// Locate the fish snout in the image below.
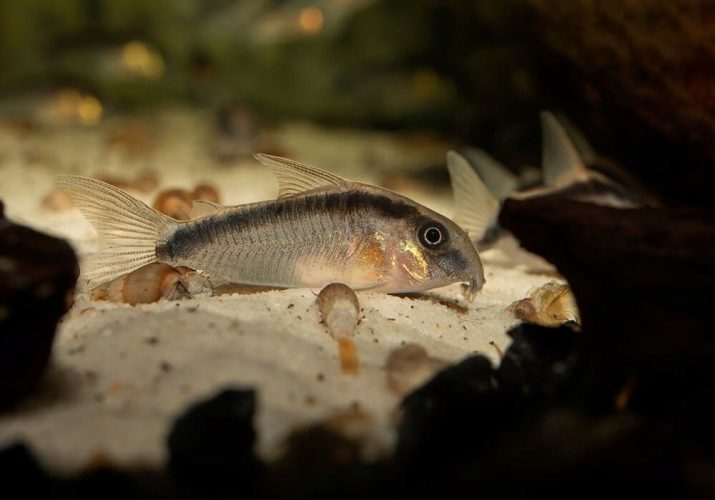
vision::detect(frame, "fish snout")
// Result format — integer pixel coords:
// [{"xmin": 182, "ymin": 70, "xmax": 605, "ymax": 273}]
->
[{"xmin": 464, "ymin": 260, "xmax": 485, "ymax": 301}]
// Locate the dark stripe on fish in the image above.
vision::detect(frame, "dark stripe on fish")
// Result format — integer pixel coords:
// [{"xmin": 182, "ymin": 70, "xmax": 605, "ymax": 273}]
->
[{"xmin": 158, "ymin": 190, "xmax": 418, "ymax": 261}]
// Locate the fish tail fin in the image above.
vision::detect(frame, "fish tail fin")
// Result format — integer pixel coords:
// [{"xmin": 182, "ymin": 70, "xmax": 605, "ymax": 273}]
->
[
  {"xmin": 56, "ymin": 175, "xmax": 176, "ymax": 290},
  {"xmin": 462, "ymin": 147, "xmax": 518, "ymax": 201},
  {"xmin": 446, "ymin": 151, "xmax": 500, "ymax": 245},
  {"xmin": 541, "ymin": 111, "xmax": 590, "ymax": 187}
]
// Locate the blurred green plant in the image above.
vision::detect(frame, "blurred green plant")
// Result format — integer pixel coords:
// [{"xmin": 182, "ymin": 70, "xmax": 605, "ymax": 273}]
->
[{"xmin": 0, "ymin": 0, "xmax": 541, "ymax": 136}]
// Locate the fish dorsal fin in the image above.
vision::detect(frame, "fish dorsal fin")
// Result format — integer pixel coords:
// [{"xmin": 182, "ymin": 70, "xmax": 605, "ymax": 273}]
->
[
  {"xmin": 447, "ymin": 151, "xmax": 500, "ymax": 244},
  {"xmin": 541, "ymin": 111, "xmax": 590, "ymax": 188},
  {"xmin": 190, "ymin": 200, "xmax": 223, "ymax": 219},
  {"xmin": 254, "ymin": 153, "xmax": 347, "ymax": 199},
  {"xmin": 555, "ymin": 112, "xmax": 598, "ymax": 166},
  {"xmin": 462, "ymin": 147, "xmax": 518, "ymax": 201}
]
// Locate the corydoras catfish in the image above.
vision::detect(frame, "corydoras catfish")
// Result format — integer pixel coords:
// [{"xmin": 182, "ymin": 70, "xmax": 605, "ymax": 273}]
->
[
  {"xmin": 446, "ymin": 111, "xmax": 658, "ymax": 245},
  {"xmin": 57, "ymin": 154, "xmax": 485, "ymax": 297},
  {"xmin": 513, "ymin": 111, "xmax": 655, "ymax": 208}
]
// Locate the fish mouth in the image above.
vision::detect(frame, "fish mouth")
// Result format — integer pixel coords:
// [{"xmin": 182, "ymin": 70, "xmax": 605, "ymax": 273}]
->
[{"xmin": 462, "ymin": 268, "xmax": 485, "ymax": 301}]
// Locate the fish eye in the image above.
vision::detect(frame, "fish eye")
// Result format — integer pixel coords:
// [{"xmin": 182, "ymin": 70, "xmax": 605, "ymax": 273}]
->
[{"xmin": 418, "ymin": 221, "xmax": 448, "ymax": 249}]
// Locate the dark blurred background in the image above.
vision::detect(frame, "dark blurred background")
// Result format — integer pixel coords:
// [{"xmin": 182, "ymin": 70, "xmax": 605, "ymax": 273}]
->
[{"xmin": 1, "ymin": 0, "xmax": 713, "ymax": 208}]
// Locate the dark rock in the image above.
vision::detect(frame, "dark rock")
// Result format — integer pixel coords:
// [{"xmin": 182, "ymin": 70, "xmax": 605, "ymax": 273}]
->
[
  {"xmin": 627, "ymin": 369, "xmax": 715, "ymax": 458},
  {"xmin": 69, "ymin": 469, "xmax": 154, "ymax": 500},
  {"xmin": 167, "ymin": 388, "xmax": 260, "ymax": 498},
  {"xmin": 441, "ymin": 409, "xmax": 684, "ymax": 499},
  {"xmin": 69, "ymin": 468, "xmax": 182, "ymax": 500},
  {"xmin": 0, "ymin": 443, "xmax": 58, "ymax": 497},
  {"xmin": 0, "ymin": 441, "xmax": 179, "ymax": 500},
  {"xmin": 500, "ymin": 197, "xmax": 715, "ymax": 428},
  {"xmin": 395, "ymin": 355, "xmax": 517, "ymax": 477},
  {"xmin": 0, "ymin": 201, "xmax": 78, "ymax": 408},
  {"xmin": 267, "ymin": 418, "xmax": 388, "ymax": 500},
  {"xmin": 496, "ymin": 323, "xmax": 579, "ymax": 409},
  {"xmin": 530, "ymin": 0, "xmax": 715, "ymax": 208}
]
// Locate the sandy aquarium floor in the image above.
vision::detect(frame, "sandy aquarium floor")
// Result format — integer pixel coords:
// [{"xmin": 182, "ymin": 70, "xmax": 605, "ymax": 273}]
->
[{"xmin": 0, "ymin": 108, "xmax": 558, "ymax": 473}]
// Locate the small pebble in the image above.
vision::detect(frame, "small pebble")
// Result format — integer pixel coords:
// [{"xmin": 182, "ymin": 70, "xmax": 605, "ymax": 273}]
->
[{"xmin": 385, "ymin": 343, "xmax": 448, "ymax": 396}]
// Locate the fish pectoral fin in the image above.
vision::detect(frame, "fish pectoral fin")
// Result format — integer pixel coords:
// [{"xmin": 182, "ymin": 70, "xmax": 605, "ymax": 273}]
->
[
  {"xmin": 254, "ymin": 153, "xmax": 348, "ymax": 199},
  {"xmin": 541, "ymin": 111, "xmax": 591, "ymax": 188},
  {"xmin": 462, "ymin": 147, "xmax": 518, "ymax": 201},
  {"xmin": 446, "ymin": 151, "xmax": 500, "ymax": 244},
  {"xmin": 190, "ymin": 200, "xmax": 223, "ymax": 219}
]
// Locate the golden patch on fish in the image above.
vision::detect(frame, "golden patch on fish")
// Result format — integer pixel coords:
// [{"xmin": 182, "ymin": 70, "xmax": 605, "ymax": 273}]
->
[
  {"xmin": 393, "ymin": 239, "xmax": 429, "ymax": 286},
  {"xmin": 295, "ymin": 237, "xmax": 387, "ymax": 289},
  {"xmin": 353, "ymin": 233, "xmax": 390, "ymax": 286}
]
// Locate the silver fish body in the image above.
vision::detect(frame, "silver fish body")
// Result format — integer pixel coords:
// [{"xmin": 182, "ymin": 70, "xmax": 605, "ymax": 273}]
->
[
  {"xmin": 159, "ymin": 185, "xmax": 482, "ymax": 293},
  {"xmin": 58, "ymin": 155, "xmax": 485, "ymax": 296}
]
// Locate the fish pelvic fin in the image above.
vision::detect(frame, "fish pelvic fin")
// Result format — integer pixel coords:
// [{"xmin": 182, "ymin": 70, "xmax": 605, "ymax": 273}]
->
[
  {"xmin": 56, "ymin": 175, "xmax": 176, "ymax": 291},
  {"xmin": 446, "ymin": 151, "xmax": 500, "ymax": 245},
  {"xmin": 254, "ymin": 153, "xmax": 348, "ymax": 199},
  {"xmin": 541, "ymin": 111, "xmax": 590, "ymax": 188}
]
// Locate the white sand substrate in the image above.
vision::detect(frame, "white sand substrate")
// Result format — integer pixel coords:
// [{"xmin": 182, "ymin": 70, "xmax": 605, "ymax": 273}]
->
[{"xmin": 0, "ymin": 109, "xmax": 557, "ymax": 473}]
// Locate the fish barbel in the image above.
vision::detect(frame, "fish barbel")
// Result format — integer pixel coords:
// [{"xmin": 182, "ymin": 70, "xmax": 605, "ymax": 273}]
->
[{"xmin": 57, "ymin": 154, "xmax": 485, "ymax": 297}]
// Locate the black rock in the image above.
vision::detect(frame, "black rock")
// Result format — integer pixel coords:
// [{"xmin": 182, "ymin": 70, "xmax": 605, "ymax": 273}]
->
[
  {"xmin": 499, "ymin": 196, "xmax": 715, "ymax": 476},
  {"xmin": 626, "ymin": 368, "xmax": 715, "ymax": 458},
  {"xmin": 267, "ymin": 420, "xmax": 388, "ymax": 500},
  {"xmin": 0, "ymin": 442, "xmax": 58, "ymax": 497},
  {"xmin": 440, "ymin": 410, "xmax": 684, "ymax": 499},
  {"xmin": 0, "ymin": 441, "xmax": 181, "ymax": 500},
  {"xmin": 496, "ymin": 323, "xmax": 580, "ymax": 410},
  {"xmin": 69, "ymin": 467, "xmax": 184, "ymax": 500},
  {"xmin": 0, "ymin": 201, "xmax": 78, "ymax": 408},
  {"xmin": 500, "ymin": 198, "xmax": 715, "ymax": 409},
  {"xmin": 167, "ymin": 388, "xmax": 260, "ymax": 498},
  {"xmin": 68, "ymin": 469, "xmax": 151, "ymax": 500},
  {"xmin": 395, "ymin": 355, "xmax": 517, "ymax": 478}
]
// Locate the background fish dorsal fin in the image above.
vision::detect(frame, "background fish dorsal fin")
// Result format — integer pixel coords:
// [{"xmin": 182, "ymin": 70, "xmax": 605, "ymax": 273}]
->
[
  {"xmin": 554, "ymin": 112, "xmax": 598, "ymax": 166},
  {"xmin": 446, "ymin": 151, "xmax": 500, "ymax": 244},
  {"xmin": 254, "ymin": 153, "xmax": 347, "ymax": 199},
  {"xmin": 462, "ymin": 147, "xmax": 518, "ymax": 201},
  {"xmin": 190, "ymin": 200, "xmax": 223, "ymax": 219},
  {"xmin": 541, "ymin": 111, "xmax": 590, "ymax": 188}
]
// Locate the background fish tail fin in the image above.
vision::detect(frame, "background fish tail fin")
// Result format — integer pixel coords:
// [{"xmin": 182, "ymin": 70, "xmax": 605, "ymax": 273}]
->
[
  {"xmin": 56, "ymin": 175, "xmax": 176, "ymax": 290},
  {"xmin": 554, "ymin": 112, "xmax": 598, "ymax": 166},
  {"xmin": 462, "ymin": 147, "xmax": 518, "ymax": 201},
  {"xmin": 541, "ymin": 111, "xmax": 590, "ymax": 187},
  {"xmin": 447, "ymin": 151, "xmax": 500, "ymax": 244}
]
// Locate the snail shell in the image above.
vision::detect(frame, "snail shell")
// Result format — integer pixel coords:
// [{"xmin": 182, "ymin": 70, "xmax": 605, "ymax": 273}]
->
[
  {"xmin": 41, "ymin": 188, "xmax": 75, "ymax": 212},
  {"xmin": 317, "ymin": 282, "xmax": 360, "ymax": 339},
  {"xmin": 317, "ymin": 283, "xmax": 361, "ymax": 374},
  {"xmin": 510, "ymin": 281, "xmax": 580, "ymax": 327},
  {"xmin": 152, "ymin": 189, "xmax": 193, "ymax": 221},
  {"xmin": 192, "ymin": 183, "xmax": 220, "ymax": 203},
  {"xmin": 90, "ymin": 263, "xmax": 211, "ymax": 304},
  {"xmin": 153, "ymin": 183, "xmax": 221, "ymax": 221},
  {"xmin": 385, "ymin": 343, "xmax": 448, "ymax": 396}
]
